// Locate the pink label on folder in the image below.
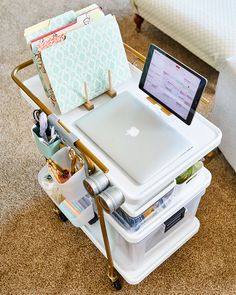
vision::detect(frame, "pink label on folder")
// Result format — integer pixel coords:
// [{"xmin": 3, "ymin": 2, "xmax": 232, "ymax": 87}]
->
[{"xmin": 37, "ymin": 34, "xmax": 66, "ymax": 52}]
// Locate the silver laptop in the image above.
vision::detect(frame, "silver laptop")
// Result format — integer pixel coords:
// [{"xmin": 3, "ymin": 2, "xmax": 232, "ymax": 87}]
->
[{"xmin": 75, "ymin": 91, "xmax": 192, "ymax": 184}]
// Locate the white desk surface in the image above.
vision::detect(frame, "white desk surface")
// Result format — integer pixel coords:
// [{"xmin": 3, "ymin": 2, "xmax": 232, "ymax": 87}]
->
[{"xmin": 21, "ymin": 64, "xmax": 222, "ymax": 213}]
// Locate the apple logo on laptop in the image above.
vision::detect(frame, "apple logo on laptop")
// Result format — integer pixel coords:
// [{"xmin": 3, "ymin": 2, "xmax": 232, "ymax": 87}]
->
[{"xmin": 126, "ymin": 126, "xmax": 140, "ymax": 137}]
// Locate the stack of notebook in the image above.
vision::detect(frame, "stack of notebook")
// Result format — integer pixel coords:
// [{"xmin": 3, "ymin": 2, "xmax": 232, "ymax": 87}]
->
[{"xmin": 25, "ymin": 4, "xmax": 131, "ymax": 114}]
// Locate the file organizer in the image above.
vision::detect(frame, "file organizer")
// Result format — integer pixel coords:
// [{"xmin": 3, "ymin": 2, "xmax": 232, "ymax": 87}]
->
[
  {"xmin": 41, "ymin": 14, "xmax": 131, "ymax": 113},
  {"xmin": 25, "ymin": 5, "xmax": 105, "ymax": 106},
  {"xmin": 12, "ymin": 43, "xmax": 222, "ymax": 290}
]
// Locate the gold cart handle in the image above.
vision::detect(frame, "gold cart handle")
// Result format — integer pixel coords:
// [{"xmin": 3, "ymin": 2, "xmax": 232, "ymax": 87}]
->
[
  {"xmin": 11, "ymin": 59, "xmax": 52, "ymax": 116},
  {"xmin": 124, "ymin": 43, "xmax": 146, "ymax": 63},
  {"xmin": 11, "ymin": 60, "xmax": 109, "ymax": 173}
]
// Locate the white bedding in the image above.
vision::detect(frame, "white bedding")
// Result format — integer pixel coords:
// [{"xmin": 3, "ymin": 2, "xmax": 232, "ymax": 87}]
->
[
  {"xmin": 132, "ymin": 0, "xmax": 236, "ymax": 69},
  {"xmin": 210, "ymin": 57, "xmax": 236, "ymax": 171}
]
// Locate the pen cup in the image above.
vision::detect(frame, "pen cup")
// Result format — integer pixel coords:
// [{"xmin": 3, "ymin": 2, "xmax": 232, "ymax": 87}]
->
[
  {"xmin": 49, "ymin": 147, "xmax": 88, "ymax": 202},
  {"xmin": 32, "ymin": 125, "xmax": 61, "ymax": 159}
]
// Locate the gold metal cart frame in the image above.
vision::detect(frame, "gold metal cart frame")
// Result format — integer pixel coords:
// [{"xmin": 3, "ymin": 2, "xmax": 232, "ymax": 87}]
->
[{"xmin": 11, "ymin": 43, "xmax": 210, "ymax": 290}]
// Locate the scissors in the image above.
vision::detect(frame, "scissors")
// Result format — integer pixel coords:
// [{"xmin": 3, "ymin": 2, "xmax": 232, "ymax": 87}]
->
[
  {"xmin": 33, "ymin": 110, "xmax": 57, "ymax": 143},
  {"xmin": 47, "ymin": 159, "xmax": 71, "ymax": 184},
  {"xmin": 33, "ymin": 109, "xmax": 48, "ymax": 140},
  {"xmin": 33, "ymin": 109, "xmax": 41, "ymax": 124},
  {"xmin": 68, "ymin": 148, "xmax": 83, "ymax": 175}
]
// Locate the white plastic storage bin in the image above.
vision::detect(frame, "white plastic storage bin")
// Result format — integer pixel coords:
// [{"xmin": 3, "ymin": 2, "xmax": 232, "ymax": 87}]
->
[
  {"xmin": 105, "ymin": 167, "xmax": 211, "ymax": 271},
  {"xmin": 112, "ymin": 186, "xmax": 175, "ymax": 232},
  {"xmin": 49, "ymin": 147, "xmax": 87, "ymax": 202}
]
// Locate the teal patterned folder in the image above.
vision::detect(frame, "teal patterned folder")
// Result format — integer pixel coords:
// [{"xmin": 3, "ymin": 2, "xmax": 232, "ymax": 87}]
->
[{"xmin": 42, "ymin": 15, "xmax": 131, "ymax": 114}]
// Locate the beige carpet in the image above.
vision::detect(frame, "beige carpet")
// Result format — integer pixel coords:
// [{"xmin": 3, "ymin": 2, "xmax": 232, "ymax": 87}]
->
[{"xmin": 0, "ymin": 1, "xmax": 235, "ymax": 294}]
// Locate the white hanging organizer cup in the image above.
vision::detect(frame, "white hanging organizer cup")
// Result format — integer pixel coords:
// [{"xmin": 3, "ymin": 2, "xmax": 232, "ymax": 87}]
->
[{"xmin": 49, "ymin": 147, "xmax": 88, "ymax": 202}]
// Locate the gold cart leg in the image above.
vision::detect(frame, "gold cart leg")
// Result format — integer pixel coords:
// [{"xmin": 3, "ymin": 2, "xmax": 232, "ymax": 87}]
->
[{"xmin": 95, "ymin": 197, "xmax": 122, "ymax": 290}]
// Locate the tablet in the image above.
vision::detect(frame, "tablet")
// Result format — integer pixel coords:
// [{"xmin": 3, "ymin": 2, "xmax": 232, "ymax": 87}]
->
[{"xmin": 139, "ymin": 44, "xmax": 207, "ymax": 125}]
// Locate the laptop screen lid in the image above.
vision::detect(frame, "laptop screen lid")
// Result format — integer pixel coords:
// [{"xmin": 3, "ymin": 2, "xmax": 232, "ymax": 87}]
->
[{"xmin": 75, "ymin": 91, "xmax": 192, "ymax": 184}]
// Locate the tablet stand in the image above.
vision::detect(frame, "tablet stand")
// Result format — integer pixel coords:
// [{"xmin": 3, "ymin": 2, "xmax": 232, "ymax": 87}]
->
[{"xmin": 147, "ymin": 96, "xmax": 172, "ymax": 116}]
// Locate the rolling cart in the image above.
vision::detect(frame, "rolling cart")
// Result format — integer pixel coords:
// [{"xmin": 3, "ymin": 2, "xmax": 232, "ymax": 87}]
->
[{"xmin": 12, "ymin": 43, "xmax": 222, "ymax": 290}]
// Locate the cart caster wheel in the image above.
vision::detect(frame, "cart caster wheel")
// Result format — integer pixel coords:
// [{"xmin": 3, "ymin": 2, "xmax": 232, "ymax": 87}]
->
[
  {"xmin": 59, "ymin": 211, "xmax": 68, "ymax": 222},
  {"xmin": 53, "ymin": 208, "xmax": 68, "ymax": 222},
  {"xmin": 88, "ymin": 212, "xmax": 98, "ymax": 225},
  {"xmin": 113, "ymin": 279, "xmax": 122, "ymax": 290}
]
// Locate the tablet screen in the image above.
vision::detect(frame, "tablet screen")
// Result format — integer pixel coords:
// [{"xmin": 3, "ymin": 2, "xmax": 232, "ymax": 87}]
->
[{"xmin": 139, "ymin": 44, "xmax": 207, "ymax": 125}]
